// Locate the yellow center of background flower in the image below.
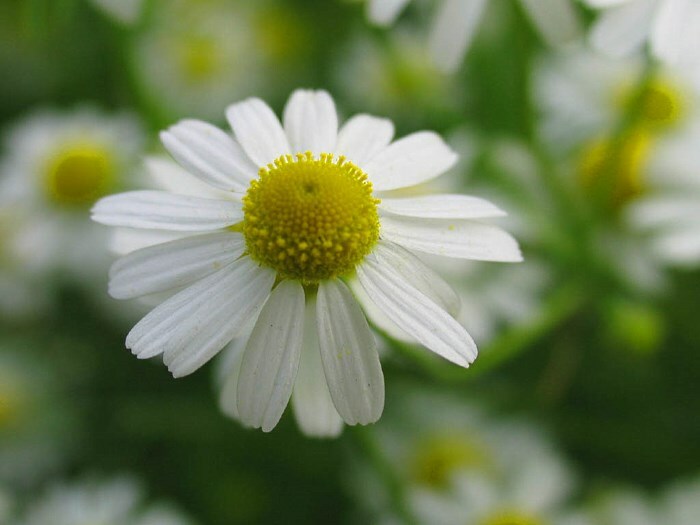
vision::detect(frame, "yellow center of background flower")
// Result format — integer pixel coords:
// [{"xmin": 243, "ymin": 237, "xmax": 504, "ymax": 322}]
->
[
  {"xmin": 242, "ymin": 153, "xmax": 380, "ymax": 283},
  {"xmin": 0, "ymin": 383, "xmax": 23, "ymax": 428},
  {"xmin": 411, "ymin": 435, "xmax": 489, "ymax": 488},
  {"xmin": 44, "ymin": 145, "xmax": 115, "ymax": 207},
  {"xmin": 617, "ymin": 77, "xmax": 684, "ymax": 131},
  {"xmin": 179, "ymin": 36, "xmax": 221, "ymax": 81},
  {"xmin": 578, "ymin": 132, "xmax": 651, "ymax": 210},
  {"xmin": 481, "ymin": 511, "xmax": 542, "ymax": 525}
]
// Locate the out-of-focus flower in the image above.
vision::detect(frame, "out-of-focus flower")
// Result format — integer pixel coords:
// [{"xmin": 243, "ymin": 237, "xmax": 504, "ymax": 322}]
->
[
  {"xmin": 366, "ymin": 0, "xmax": 582, "ymax": 72},
  {"xmin": 536, "ymin": 51, "xmax": 700, "ymax": 276},
  {"xmin": 92, "ymin": 89, "xmax": 521, "ymax": 435},
  {"xmin": 333, "ymin": 29, "xmax": 465, "ymax": 127},
  {"xmin": 130, "ymin": 0, "xmax": 311, "ymax": 121},
  {"xmin": 584, "ymin": 0, "xmax": 700, "ymax": 67},
  {"xmin": 577, "ymin": 475, "xmax": 700, "ymax": 525},
  {"xmin": 11, "ymin": 476, "xmax": 195, "ymax": 525},
  {"xmin": 0, "ymin": 107, "xmax": 144, "ymax": 295},
  {"xmin": 351, "ymin": 389, "xmax": 575, "ymax": 524},
  {"xmin": 89, "ymin": 0, "xmax": 145, "ymax": 25},
  {"xmin": 0, "ymin": 346, "xmax": 76, "ymax": 487}
]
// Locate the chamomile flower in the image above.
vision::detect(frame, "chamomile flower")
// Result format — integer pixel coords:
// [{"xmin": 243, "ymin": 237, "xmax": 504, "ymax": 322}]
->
[
  {"xmin": 131, "ymin": 0, "xmax": 310, "ymax": 121},
  {"xmin": 578, "ymin": 475, "xmax": 700, "ymax": 525},
  {"xmin": 366, "ymin": 0, "xmax": 582, "ymax": 72},
  {"xmin": 536, "ymin": 51, "xmax": 700, "ymax": 272},
  {"xmin": 0, "ymin": 346, "xmax": 76, "ymax": 487},
  {"xmin": 584, "ymin": 0, "xmax": 700, "ymax": 66},
  {"xmin": 350, "ymin": 389, "xmax": 574, "ymax": 524},
  {"xmin": 92, "ymin": 89, "xmax": 522, "ymax": 434},
  {"xmin": 0, "ymin": 107, "xmax": 144, "ymax": 288},
  {"xmin": 11, "ymin": 476, "xmax": 194, "ymax": 525}
]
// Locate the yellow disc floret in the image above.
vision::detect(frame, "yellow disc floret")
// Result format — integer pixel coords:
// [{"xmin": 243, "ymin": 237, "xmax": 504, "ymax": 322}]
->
[
  {"xmin": 242, "ymin": 152, "xmax": 380, "ymax": 283},
  {"xmin": 578, "ymin": 131, "xmax": 652, "ymax": 210},
  {"xmin": 44, "ymin": 145, "xmax": 115, "ymax": 207},
  {"xmin": 411, "ymin": 435, "xmax": 490, "ymax": 489}
]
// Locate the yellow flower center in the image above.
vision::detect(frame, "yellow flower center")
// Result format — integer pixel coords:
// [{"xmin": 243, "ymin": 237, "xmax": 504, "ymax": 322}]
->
[
  {"xmin": 481, "ymin": 511, "xmax": 543, "ymax": 525},
  {"xmin": 577, "ymin": 132, "xmax": 652, "ymax": 209},
  {"xmin": 411, "ymin": 435, "xmax": 489, "ymax": 489},
  {"xmin": 179, "ymin": 36, "xmax": 221, "ymax": 81},
  {"xmin": 0, "ymin": 384, "xmax": 23, "ymax": 428},
  {"xmin": 242, "ymin": 153, "xmax": 380, "ymax": 283},
  {"xmin": 617, "ymin": 77, "xmax": 684, "ymax": 130},
  {"xmin": 44, "ymin": 145, "xmax": 115, "ymax": 207}
]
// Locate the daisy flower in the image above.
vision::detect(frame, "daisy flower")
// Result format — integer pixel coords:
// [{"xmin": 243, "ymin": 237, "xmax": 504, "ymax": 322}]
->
[
  {"xmin": 576, "ymin": 475, "xmax": 700, "ymax": 525},
  {"xmin": 366, "ymin": 0, "xmax": 582, "ymax": 72},
  {"xmin": 92, "ymin": 89, "xmax": 522, "ymax": 434},
  {"xmin": 130, "ymin": 0, "xmax": 310, "ymax": 121},
  {"xmin": 0, "ymin": 346, "xmax": 76, "ymax": 487},
  {"xmin": 333, "ymin": 28, "xmax": 465, "ymax": 127},
  {"xmin": 11, "ymin": 476, "xmax": 194, "ymax": 525},
  {"xmin": 0, "ymin": 107, "xmax": 144, "ymax": 288},
  {"xmin": 536, "ymin": 51, "xmax": 700, "ymax": 274},
  {"xmin": 584, "ymin": 0, "xmax": 700, "ymax": 66},
  {"xmin": 349, "ymin": 388, "xmax": 574, "ymax": 524}
]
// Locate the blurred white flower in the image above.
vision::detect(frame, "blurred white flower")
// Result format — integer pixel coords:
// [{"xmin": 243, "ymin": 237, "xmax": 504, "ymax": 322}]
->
[
  {"xmin": 0, "ymin": 347, "xmax": 76, "ymax": 487},
  {"xmin": 11, "ymin": 476, "xmax": 194, "ymax": 525},
  {"xmin": 0, "ymin": 107, "xmax": 144, "ymax": 294},
  {"xmin": 577, "ymin": 475, "xmax": 700, "ymax": 525},
  {"xmin": 89, "ymin": 0, "xmax": 144, "ymax": 25},
  {"xmin": 333, "ymin": 28, "xmax": 465, "ymax": 126},
  {"xmin": 351, "ymin": 389, "xmax": 575, "ymax": 524},
  {"xmin": 130, "ymin": 0, "xmax": 311, "ymax": 121},
  {"xmin": 536, "ymin": 51, "xmax": 700, "ymax": 273},
  {"xmin": 92, "ymin": 89, "xmax": 521, "ymax": 435},
  {"xmin": 366, "ymin": 0, "xmax": 582, "ymax": 72},
  {"xmin": 584, "ymin": 0, "xmax": 700, "ymax": 67}
]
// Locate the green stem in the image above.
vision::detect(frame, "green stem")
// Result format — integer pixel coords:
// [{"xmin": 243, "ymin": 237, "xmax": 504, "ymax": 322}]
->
[{"xmin": 349, "ymin": 426, "xmax": 420, "ymax": 525}]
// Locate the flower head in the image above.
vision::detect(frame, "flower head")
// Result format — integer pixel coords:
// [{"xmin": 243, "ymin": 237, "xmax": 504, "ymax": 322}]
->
[{"xmin": 92, "ymin": 89, "xmax": 521, "ymax": 434}]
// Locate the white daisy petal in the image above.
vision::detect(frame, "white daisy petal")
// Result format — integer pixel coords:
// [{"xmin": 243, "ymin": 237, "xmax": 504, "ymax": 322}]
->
[
  {"xmin": 349, "ymin": 278, "xmax": 418, "ymax": 344},
  {"xmin": 237, "ymin": 280, "xmax": 305, "ymax": 432},
  {"xmin": 627, "ymin": 196, "xmax": 700, "ymax": 229},
  {"xmin": 335, "ymin": 114, "xmax": 395, "ymax": 166},
  {"xmin": 650, "ymin": 0, "xmax": 700, "ymax": 64},
  {"xmin": 126, "ymin": 257, "xmax": 274, "ymax": 375},
  {"xmin": 316, "ymin": 279, "xmax": 384, "ymax": 426},
  {"xmin": 91, "ymin": 191, "xmax": 242, "ymax": 231},
  {"xmin": 378, "ymin": 194, "xmax": 506, "ymax": 220},
  {"xmin": 651, "ymin": 227, "xmax": 700, "ymax": 265},
  {"xmin": 374, "ymin": 241, "xmax": 461, "ymax": 316},
  {"xmin": 144, "ymin": 156, "xmax": 230, "ymax": 199},
  {"xmin": 283, "ymin": 90, "xmax": 338, "ymax": 154},
  {"xmin": 291, "ymin": 298, "xmax": 344, "ymax": 438},
  {"xmin": 380, "ymin": 214, "xmax": 523, "ymax": 262},
  {"xmin": 225, "ymin": 97, "xmax": 291, "ymax": 167},
  {"xmin": 428, "ymin": 0, "xmax": 487, "ymax": 73},
  {"xmin": 365, "ymin": 131, "xmax": 458, "ymax": 191},
  {"xmin": 160, "ymin": 119, "xmax": 257, "ymax": 192},
  {"xmin": 218, "ymin": 333, "xmax": 251, "ymax": 422},
  {"xmin": 357, "ymin": 252, "xmax": 478, "ymax": 367},
  {"xmin": 367, "ymin": 0, "xmax": 411, "ymax": 26},
  {"xmin": 519, "ymin": 0, "xmax": 582, "ymax": 47},
  {"xmin": 589, "ymin": 0, "xmax": 657, "ymax": 58},
  {"xmin": 108, "ymin": 231, "xmax": 245, "ymax": 299}
]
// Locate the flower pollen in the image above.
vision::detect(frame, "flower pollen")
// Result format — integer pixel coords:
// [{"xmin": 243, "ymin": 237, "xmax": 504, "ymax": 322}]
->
[{"xmin": 242, "ymin": 152, "xmax": 380, "ymax": 283}]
